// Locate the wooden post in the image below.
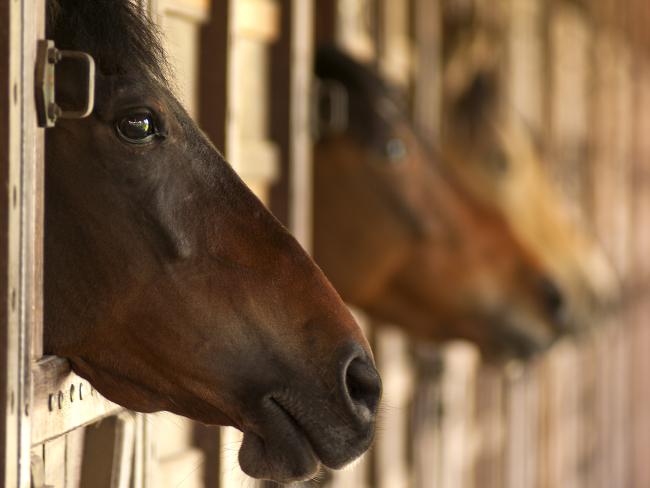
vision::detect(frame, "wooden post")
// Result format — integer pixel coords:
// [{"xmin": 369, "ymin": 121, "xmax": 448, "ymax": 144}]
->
[
  {"xmin": 2, "ymin": 1, "xmax": 46, "ymax": 487},
  {"xmin": 269, "ymin": 0, "xmax": 315, "ymax": 249},
  {"xmin": 335, "ymin": 0, "xmax": 377, "ymax": 62},
  {"xmin": 1, "ymin": 0, "xmax": 11, "ymax": 482},
  {"xmin": 412, "ymin": 0, "xmax": 442, "ymax": 141}
]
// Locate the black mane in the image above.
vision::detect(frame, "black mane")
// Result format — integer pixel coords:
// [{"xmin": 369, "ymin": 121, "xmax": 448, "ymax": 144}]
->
[
  {"xmin": 315, "ymin": 45, "xmax": 408, "ymax": 147},
  {"xmin": 47, "ymin": 0, "xmax": 169, "ymax": 82}
]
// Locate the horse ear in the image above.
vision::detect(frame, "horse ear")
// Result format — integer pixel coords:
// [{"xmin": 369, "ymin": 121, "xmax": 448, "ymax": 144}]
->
[{"xmin": 312, "ymin": 79, "xmax": 349, "ymax": 140}]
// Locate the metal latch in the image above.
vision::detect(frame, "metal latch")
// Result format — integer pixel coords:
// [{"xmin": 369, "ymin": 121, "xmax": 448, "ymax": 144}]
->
[
  {"xmin": 30, "ymin": 454, "xmax": 54, "ymax": 488},
  {"xmin": 35, "ymin": 39, "xmax": 96, "ymax": 128}
]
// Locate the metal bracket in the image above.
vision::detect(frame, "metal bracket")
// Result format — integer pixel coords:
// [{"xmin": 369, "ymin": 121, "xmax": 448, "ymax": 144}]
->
[
  {"xmin": 35, "ymin": 39, "xmax": 96, "ymax": 128},
  {"xmin": 30, "ymin": 454, "xmax": 54, "ymax": 488},
  {"xmin": 312, "ymin": 79, "xmax": 349, "ymax": 140}
]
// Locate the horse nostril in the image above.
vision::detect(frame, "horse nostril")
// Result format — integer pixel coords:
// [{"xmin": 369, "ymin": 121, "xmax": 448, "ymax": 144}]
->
[
  {"xmin": 539, "ymin": 277, "xmax": 565, "ymax": 322},
  {"xmin": 343, "ymin": 356, "xmax": 381, "ymax": 423}
]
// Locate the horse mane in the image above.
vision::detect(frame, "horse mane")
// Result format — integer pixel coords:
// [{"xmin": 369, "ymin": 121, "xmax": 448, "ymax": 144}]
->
[
  {"xmin": 315, "ymin": 45, "xmax": 408, "ymax": 147},
  {"xmin": 47, "ymin": 0, "xmax": 170, "ymax": 83}
]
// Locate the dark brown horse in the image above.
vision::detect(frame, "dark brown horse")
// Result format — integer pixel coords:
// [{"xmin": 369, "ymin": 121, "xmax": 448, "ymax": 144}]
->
[
  {"xmin": 45, "ymin": 2, "xmax": 380, "ymax": 482},
  {"xmin": 313, "ymin": 47, "xmax": 567, "ymax": 359}
]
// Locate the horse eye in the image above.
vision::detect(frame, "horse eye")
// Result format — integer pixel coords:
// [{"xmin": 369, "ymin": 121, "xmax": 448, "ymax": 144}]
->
[
  {"xmin": 485, "ymin": 148, "xmax": 509, "ymax": 174},
  {"xmin": 116, "ymin": 112, "xmax": 157, "ymax": 144},
  {"xmin": 384, "ymin": 138, "xmax": 407, "ymax": 164}
]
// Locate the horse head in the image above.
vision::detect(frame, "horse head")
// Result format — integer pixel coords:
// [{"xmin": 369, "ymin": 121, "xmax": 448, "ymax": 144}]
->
[
  {"xmin": 313, "ymin": 46, "xmax": 568, "ymax": 360},
  {"xmin": 44, "ymin": 2, "xmax": 380, "ymax": 482},
  {"xmin": 441, "ymin": 37, "xmax": 620, "ymax": 333}
]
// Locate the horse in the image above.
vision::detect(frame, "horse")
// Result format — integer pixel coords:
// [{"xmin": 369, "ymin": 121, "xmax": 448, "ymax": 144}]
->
[
  {"xmin": 44, "ymin": 1, "xmax": 380, "ymax": 482},
  {"xmin": 313, "ymin": 46, "xmax": 567, "ymax": 360},
  {"xmin": 440, "ymin": 32, "xmax": 620, "ymax": 330}
]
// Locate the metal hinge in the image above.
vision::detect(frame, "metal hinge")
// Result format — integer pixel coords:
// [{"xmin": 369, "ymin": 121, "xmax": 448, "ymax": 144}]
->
[
  {"xmin": 35, "ymin": 39, "xmax": 96, "ymax": 128},
  {"xmin": 30, "ymin": 454, "xmax": 54, "ymax": 488}
]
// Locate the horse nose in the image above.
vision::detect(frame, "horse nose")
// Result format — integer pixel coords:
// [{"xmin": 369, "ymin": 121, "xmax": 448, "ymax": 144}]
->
[
  {"xmin": 340, "ymin": 348, "xmax": 381, "ymax": 426},
  {"xmin": 538, "ymin": 276, "xmax": 565, "ymax": 324}
]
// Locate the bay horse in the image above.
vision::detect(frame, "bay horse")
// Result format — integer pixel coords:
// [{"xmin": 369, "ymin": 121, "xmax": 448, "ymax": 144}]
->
[
  {"xmin": 313, "ymin": 46, "xmax": 568, "ymax": 359},
  {"xmin": 45, "ymin": 1, "xmax": 380, "ymax": 482},
  {"xmin": 441, "ymin": 35, "xmax": 620, "ymax": 330}
]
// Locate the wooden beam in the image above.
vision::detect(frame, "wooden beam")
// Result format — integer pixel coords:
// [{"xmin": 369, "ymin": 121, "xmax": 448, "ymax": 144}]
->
[{"xmin": 31, "ymin": 357, "xmax": 123, "ymax": 446}]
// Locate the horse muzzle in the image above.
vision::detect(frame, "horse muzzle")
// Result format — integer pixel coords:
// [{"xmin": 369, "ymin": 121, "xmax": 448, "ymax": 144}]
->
[{"xmin": 238, "ymin": 342, "xmax": 382, "ymax": 482}]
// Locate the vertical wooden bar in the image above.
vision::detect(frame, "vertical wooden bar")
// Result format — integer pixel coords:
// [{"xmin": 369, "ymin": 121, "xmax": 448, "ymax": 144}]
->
[
  {"xmin": 3, "ymin": 1, "xmax": 47, "ymax": 486},
  {"xmin": 65, "ymin": 428, "xmax": 85, "ymax": 488},
  {"xmin": 269, "ymin": 0, "xmax": 315, "ymax": 249},
  {"xmin": 504, "ymin": 0, "xmax": 546, "ymax": 135},
  {"xmin": 25, "ymin": 2, "xmax": 46, "ymax": 363},
  {"xmin": 436, "ymin": 344, "xmax": 479, "ymax": 488},
  {"xmin": 0, "ymin": 0, "xmax": 12, "ymax": 481},
  {"xmin": 287, "ymin": 0, "xmax": 315, "ymax": 248},
  {"xmin": 199, "ymin": 0, "xmax": 230, "ymax": 151},
  {"xmin": 472, "ymin": 367, "xmax": 505, "ymax": 488},
  {"xmin": 373, "ymin": 326, "xmax": 415, "ymax": 488},
  {"xmin": 504, "ymin": 365, "xmax": 540, "ymax": 488},
  {"xmin": 335, "ymin": 0, "xmax": 377, "ymax": 62},
  {"xmin": 43, "ymin": 436, "xmax": 66, "ymax": 487},
  {"xmin": 412, "ymin": 0, "xmax": 442, "ymax": 141},
  {"xmin": 376, "ymin": 0, "xmax": 411, "ymax": 87},
  {"xmin": 411, "ymin": 346, "xmax": 445, "ymax": 488},
  {"xmin": 370, "ymin": 5, "xmax": 422, "ymax": 487},
  {"xmin": 409, "ymin": 6, "xmax": 446, "ymax": 485},
  {"xmin": 588, "ymin": 20, "xmax": 633, "ymax": 488}
]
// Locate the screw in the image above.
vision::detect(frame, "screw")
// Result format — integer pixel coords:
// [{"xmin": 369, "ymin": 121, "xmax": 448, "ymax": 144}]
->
[{"xmin": 48, "ymin": 48, "xmax": 62, "ymax": 64}]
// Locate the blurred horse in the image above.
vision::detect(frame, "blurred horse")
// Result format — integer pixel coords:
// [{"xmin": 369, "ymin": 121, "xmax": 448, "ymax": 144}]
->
[
  {"xmin": 441, "ymin": 29, "xmax": 620, "ymax": 330},
  {"xmin": 45, "ymin": 2, "xmax": 380, "ymax": 482},
  {"xmin": 313, "ymin": 46, "xmax": 567, "ymax": 359}
]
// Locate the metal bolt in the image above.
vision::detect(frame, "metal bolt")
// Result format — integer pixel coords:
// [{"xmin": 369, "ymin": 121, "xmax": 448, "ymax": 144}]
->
[
  {"xmin": 47, "ymin": 48, "xmax": 62, "ymax": 64},
  {"xmin": 48, "ymin": 103, "xmax": 61, "ymax": 122}
]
